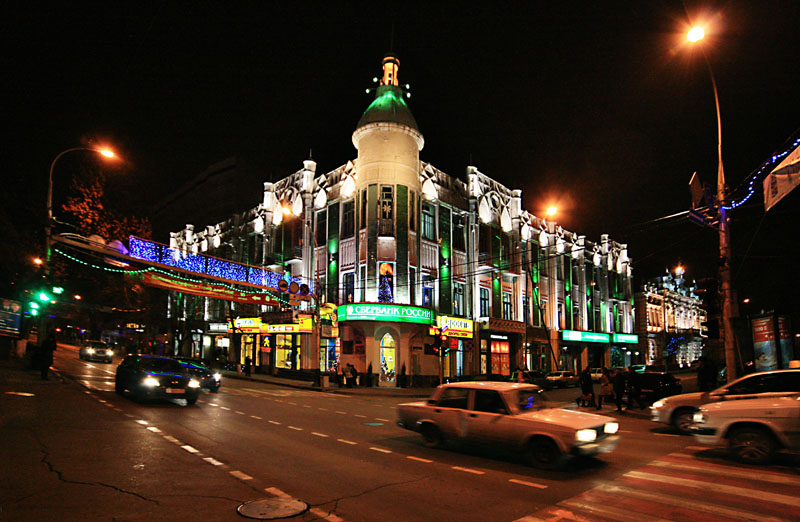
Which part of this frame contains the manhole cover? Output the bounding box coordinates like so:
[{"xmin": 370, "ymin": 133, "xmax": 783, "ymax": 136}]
[{"xmin": 237, "ymin": 498, "xmax": 308, "ymax": 520}]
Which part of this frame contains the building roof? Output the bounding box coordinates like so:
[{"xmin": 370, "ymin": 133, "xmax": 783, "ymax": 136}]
[{"xmin": 356, "ymin": 84, "xmax": 419, "ymax": 131}]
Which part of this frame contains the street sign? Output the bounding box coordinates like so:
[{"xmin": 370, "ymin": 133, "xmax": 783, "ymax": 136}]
[{"xmin": 688, "ymin": 209, "xmax": 706, "ymax": 227}]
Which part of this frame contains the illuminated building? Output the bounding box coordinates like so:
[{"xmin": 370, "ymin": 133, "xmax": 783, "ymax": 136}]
[{"xmin": 168, "ymin": 54, "xmax": 636, "ymax": 384}]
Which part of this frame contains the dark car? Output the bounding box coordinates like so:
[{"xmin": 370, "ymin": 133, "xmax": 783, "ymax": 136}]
[
  {"xmin": 176, "ymin": 357, "xmax": 221, "ymax": 393},
  {"xmin": 636, "ymin": 372, "xmax": 682, "ymax": 405},
  {"xmin": 516, "ymin": 370, "xmax": 555, "ymax": 390},
  {"xmin": 115, "ymin": 355, "xmax": 201, "ymax": 405},
  {"xmin": 79, "ymin": 340, "xmax": 114, "ymax": 363}
]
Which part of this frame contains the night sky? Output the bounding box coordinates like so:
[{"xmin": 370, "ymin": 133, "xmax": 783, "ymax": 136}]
[{"xmin": 4, "ymin": 2, "xmax": 799, "ymax": 319}]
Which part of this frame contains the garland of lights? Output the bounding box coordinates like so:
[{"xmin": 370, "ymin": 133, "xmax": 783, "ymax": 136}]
[
  {"xmin": 727, "ymin": 136, "xmax": 800, "ymax": 210},
  {"xmin": 54, "ymin": 247, "xmax": 293, "ymax": 306}
]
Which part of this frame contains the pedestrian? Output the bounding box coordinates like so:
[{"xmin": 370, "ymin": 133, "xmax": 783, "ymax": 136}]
[
  {"xmin": 336, "ymin": 363, "xmax": 344, "ymax": 388},
  {"xmin": 612, "ymin": 368, "xmax": 626, "ymax": 411},
  {"xmin": 244, "ymin": 356, "xmax": 252, "ymax": 377},
  {"xmin": 40, "ymin": 332, "xmax": 57, "ymax": 380},
  {"xmin": 597, "ymin": 368, "xmax": 612, "ymax": 410},
  {"xmin": 345, "ymin": 363, "xmax": 355, "ymax": 388},
  {"xmin": 399, "ymin": 363, "xmax": 407, "ymax": 388},
  {"xmin": 577, "ymin": 366, "xmax": 595, "ymax": 408},
  {"xmin": 626, "ymin": 367, "xmax": 645, "ymax": 410}
]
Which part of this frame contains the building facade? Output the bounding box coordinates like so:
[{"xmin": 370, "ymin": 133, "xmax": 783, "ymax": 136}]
[
  {"xmin": 634, "ymin": 268, "xmax": 708, "ymax": 368},
  {"xmin": 167, "ymin": 54, "xmax": 637, "ymax": 385}
]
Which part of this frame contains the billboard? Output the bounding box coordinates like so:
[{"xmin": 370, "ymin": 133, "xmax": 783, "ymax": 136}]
[
  {"xmin": 777, "ymin": 316, "xmax": 794, "ymax": 369},
  {"xmin": 0, "ymin": 299, "xmax": 23, "ymax": 337},
  {"xmin": 751, "ymin": 316, "xmax": 778, "ymax": 371}
]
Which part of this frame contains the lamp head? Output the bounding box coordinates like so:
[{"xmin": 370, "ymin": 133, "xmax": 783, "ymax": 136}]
[{"xmin": 687, "ymin": 26, "xmax": 705, "ymax": 42}]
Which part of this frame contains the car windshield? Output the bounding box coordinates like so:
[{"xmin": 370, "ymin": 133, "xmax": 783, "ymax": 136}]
[
  {"xmin": 180, "ymin": 360, "xmax": 209, "ymax": 370},
  {"xmin": 140, "ymin": 358, "xmax": 185, "ymax": 374},
  {"xmin": 547, "ymin": 372, "xmax": 562, "ymax": 377},
  {"xmin": 515, "ymin": 388, "xmax": 552, "ymax": 412},
  {"xmin": 85, "ymin": 342, "xmax": 107, "ymax": 348}
]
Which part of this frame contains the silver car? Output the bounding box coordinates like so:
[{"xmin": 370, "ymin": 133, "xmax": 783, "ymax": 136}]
[
  {"xmin": 397, "ymin": 382, "xmax": 619, "ymax": 469},
  {"xmin": 651, "ymin": 369, "xmax": 800, "ymax": 434}
]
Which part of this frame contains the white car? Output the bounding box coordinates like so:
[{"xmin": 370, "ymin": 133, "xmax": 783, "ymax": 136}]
[
  {"xmin": 396, "ymin": 382, "xmax": 619, "ymax": 469},
  {"xmin": 545, "ymin": 371, "xmax": 579, "ymax": 388},
  {"xmin": 650, "ymin": 369, "xmax": 800, "ymax": 434},
  {"xmin": 691, "ymin": 394, "xmax": 800, "ymax": 464}
]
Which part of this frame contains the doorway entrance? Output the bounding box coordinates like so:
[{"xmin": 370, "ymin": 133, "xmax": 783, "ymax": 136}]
[{"xmin": 379, "ymin": 333, "xmax": 396, "ymax": 386}]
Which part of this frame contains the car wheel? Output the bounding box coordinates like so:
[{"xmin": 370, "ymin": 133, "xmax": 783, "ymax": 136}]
[
  {"xmin": 729, "ymin": 426, "xmax": 775, "ymax": 465},
  {"xmin": 115, "ymin": 380, "xmax": 124, "ymax": 396},
  {"xmin": 186, "ymin": 396, "xmax": 198, "ymax": 405},
  {"xmin": 525, "ymin": 437, "xmax": 563, "ymax": 470},
  {"xmin": 420, "ymin": 424, "xmax": 444, "ymax": 448},
  {"xmin": 210, "ymin": 386, "xmax": 219, "ymax": 393},
  {"xmin": 672, "ymin": 408, "xmax": 697, "ymax": 434}
]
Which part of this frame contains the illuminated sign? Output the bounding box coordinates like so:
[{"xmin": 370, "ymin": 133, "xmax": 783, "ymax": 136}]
[
  {"xmin": 612, "ymin": 333, "xmax": 639, "ymax": 344},
  {"xmin": 561, "ymin": 330, "xmax": 610, "ymax": 343},
  {"xmin": 208, "ymin": 322, "xmax": 228, "ymax": 333},
  {"xmin": 229, "ymin": 316, "xmax": 312, "ymax": 334},
  {"xmin": 338, "ymin": 304, "xmax": 434, "ymax": 325},
  {"xmin": 430, "ymin": 315, "xmax": 474, "ymax": 338}
]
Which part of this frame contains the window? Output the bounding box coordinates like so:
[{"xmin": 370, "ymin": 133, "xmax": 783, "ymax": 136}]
[
  {"xmin": 522, "ymin": 294, "xmax": 529, "ymax": 324},
  {"xmin": 435, "ymin": 388, "xmax": 469, "ymax": 409},
  {"xmin": 409, "ymin": 267, "xmax": 417, "ymax": 305},
  {"xmin": 343, "ymin": 272, "xmax": 355, "ymax": 303},
  {"xmin": 379, "ymin": 185, "xmax": 394, "ymax": 236},
  {"xmin": 409, "ymin": 191, "xmax": 417, "ymax": 233},
  {"xmin": 360, "ymin": 189, "xmax": 367, "ymax": 229},
  {"xmin": 341, "ymin": 200, "xmax": 355, "ymax": 239},
  {"xmin": 502, "ymin": 291, "xmax": 513, "ymax": 320},
  {"xmin": 727, "ymin": 374, "xmax": 787, "ymax": 395},
  {"xmin": 479, "ymin": 287, "xmax": 490, "ymax": 317},
  {"xmin": 453, "ymin": 283, "xmax": 464, "ymax": 316},
  {"xmin": 378, "ymin": 262, "xmax": 394, "ymax": 303},
  {"xmin": 315, "ymin": 210, "xmax": 326, "ymax": 247},
  {"xmin": 359, "ymin": 265, "xmax": 366, "ymax": 301},
  {"xmin": 473, "ymin": 390, "xmax": 509, "ymax": 414},
  {"xmin": 421, "ymin": 202, "xmax": 435, "ymax": 240},
  {"xmin": 452, "ymin": 214, "xmax": 466, "ymax": 251},
  {"xmin": 422, "ymin": 276, "xmax": 434, "ymax": 308}
]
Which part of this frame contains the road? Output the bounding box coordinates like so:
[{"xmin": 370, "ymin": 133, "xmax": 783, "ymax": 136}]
[{"xmin": 2, "ymin": 346, "xmax": 797, "ymax": 522}]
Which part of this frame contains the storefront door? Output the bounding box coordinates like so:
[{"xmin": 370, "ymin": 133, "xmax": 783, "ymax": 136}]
[{"xmin": 379, "ymin": 333, "xmax": 396, "ymax": 386}]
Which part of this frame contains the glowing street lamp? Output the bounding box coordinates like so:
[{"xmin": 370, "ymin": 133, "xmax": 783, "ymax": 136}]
[
  {"xmin": 546, "ymin": 206, "xmax": 557, "ymax": 217},
  {"xmin": 45, "ymin": 147, "xmax": 117, "ymax": 274},
  {"xmin": 687, "ymin": 26, "xmax": 704, "ymax": 42}
]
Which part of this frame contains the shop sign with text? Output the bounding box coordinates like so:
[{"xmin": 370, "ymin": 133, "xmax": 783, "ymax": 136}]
[
  {"xmin": 562, "ymin": 330, "xmax": 610, "ymax": 343},
  {"xmin": 429, "ymin": 315, "xmax": 474, "ymax": 338},
  {"xmin": 338, "ymin": 304, "xmax": 434, "ymax": 325},
  {"xmin": 612, "ymin": 333, "xmax": 639, "ymax": 344}
]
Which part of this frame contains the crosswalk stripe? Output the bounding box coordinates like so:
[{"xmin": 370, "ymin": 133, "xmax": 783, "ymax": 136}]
[
  {"xmin": 625, "ymin": 471, "xmax": 800, "ymax": 507},
  {"xmin": 595, "ymin": 483, "xmax": 785, "ymax": 522},
  {"xmin": 650, "ymin": 459, "xmax": 800, "ymax": 486},
  {"xmin": 559, "ymin": 498, "xmax": 669, "ymax": 522}
]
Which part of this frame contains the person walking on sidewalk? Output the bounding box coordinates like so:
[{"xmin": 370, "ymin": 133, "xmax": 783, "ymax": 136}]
[
  {"xmin": 244, "ymin": 356, "xmax": 252, "ymax": 377},
  {"xmin": 40, "ymin": 332, "xmax": 57, "ymax": 380},
  {"xmin": 597, "ymin": 368, "xmax": 612, "ymax": 410},
  {"xmin": 577, "ymin": 366, "xmax": 595, "ymax": 408},
  {"xmin": 612, "ymin": 368, "xmax": 626, "ymax": 412}
]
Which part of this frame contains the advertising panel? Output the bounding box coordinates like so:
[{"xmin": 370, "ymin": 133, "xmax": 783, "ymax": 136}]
[
  {"xmin": 337, "ymin": 304, "xmax": 434, "ymax": 325},
  {"xmin": 562, "ymin": 330, "xmax": 610, "ymax": 343},
  {"xmin": 0, "ymin": 298, "xmax": 22, "ymax": 337},
  {"xmin": 752, "ymin": 316, "xmax": 778, "ymax": 371},
  {"xmin": 429, "ymin": 315, "xmax": 474, "ymax": 338}
]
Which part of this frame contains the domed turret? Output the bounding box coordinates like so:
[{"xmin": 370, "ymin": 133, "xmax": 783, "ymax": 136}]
[{"xmin": 355, "ymin": 55, "xmax": 419, "ymax": 132}]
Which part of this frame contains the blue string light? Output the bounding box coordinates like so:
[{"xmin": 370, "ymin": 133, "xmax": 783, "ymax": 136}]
[{"xmin": 727, "ymin": 137, "xmax": 800, "ymax": 210}]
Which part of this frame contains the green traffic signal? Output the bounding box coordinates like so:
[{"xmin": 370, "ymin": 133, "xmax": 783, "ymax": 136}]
[
  {"xmin": 37, "ymin": 291, "xmax": 52, "ymax": 302},
  {"xmin": 52, "ymin": 286, "xmax": 64, "ymax": 295}
]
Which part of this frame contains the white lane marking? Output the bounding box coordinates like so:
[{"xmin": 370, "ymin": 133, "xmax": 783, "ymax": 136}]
[
  {"xmin": 97, "ymin": 399, "xmax": 107, "ymax": 403},
  {"xmin": 251, "ymin": 415, "xmax": 263, "ymax": 420},
  {"xmin": 146, "ymin": 427, "xmax": 162, "ymax": 433},
  {"xmin": 203, "ymin": 457, "xmax": 224, "ymax": 466},
  {"xmin": 452, "ymin": 466, "xmax": 484, "ymax": 475},
  {"xmin": 407, "ymin": 456, "xmax": 433, "ymax": 463},
  {"xmin": 335, "ymin": 411, "xmax": 347, "ymax": 415},
  {"xmin": 376, "ymin": 418, "xmax": 391, "ymax": 422},
  {"xmin": 229, "ymin": 470, "xmax": 252, "ymax": 481},
  {"xmin": 509, "ymin": 479, "xmax": 547, "ymax": 489},
  {"xmin": 288, "ymin": 402, "xmax": 297, "ymax": 405},
  {"xmin": 303, "ymin": 404, "xmax": 312, "ymax": 408},
  {"xmin": 235, "ymin": 411, "xmax": 245, "ymax": 415},
  {"xmin": 163, "ymin": 436, "xmax": 180, "ymax": 444},
  {"xmin": 354, "ymin": 414, "xmax": 366, "ymax": 418},
  {"xmin": 113, "ymin": 408, "xmax": 123, "ymax": 412},
  {"xmin": 181, "ymin": 445, "xmax": 199, "ymax": 454},
  {"xmin": 312, "ymin": 432, "xmax": 329, "ymax": 438},
  {"xmin": 559, "ymin": 499, "xmax": 657, "ymax": 522},
  {"xmin": 653, "ymin": 433, "xmax": 680, "ymax": 437},
  {"xmin": 219, "ymin": 406, "xmax": 230, "ymax": 411},
  {"xmin": 83, "ymin": 391, "xmax": 92, "ymax": 394},
  {"xmin": 309, "ymin": 507, "xmax": 344, "ymax": 522},
  {"xmin": 596, "ymin": 483, "xmax": 784, "ymax": 522},
  {"xmin": 318, "ymin": 407, "xmax": 329, "ymax": 411},
  {"xmin": 105, "ymin": 403, "xmax": 114, "ymax": 407},
  {"xmin": 651, "ymin": 459, "xmax": 800, "ymax": 485},
  {"xmin": 337, "ymin": 439, "xmax": 357, "ymax": 445},
  {"xmin": 265, "ymin": 487, "xmax": 291, "ymax": 498},
  {"xmin": 124, "ymin": 413, "xmax": 135, "ymax": 418},
  {"xmin": 135, "ymin": 420, "xmax": 148, "ymax": 425},
  {"xmin": 288, "ymin": 426, "xmax": 303, "ymax": 431},
  {"xmin": 369, "ymin": 447, "xmax": 392, "ymax": 454},
  {"xmin": 625, "ymin": 471, "xmax": 800, "ymax": 507},
  {"xmin": 209, "ymin": 403, "xmax": 218, "ymax": 407}
]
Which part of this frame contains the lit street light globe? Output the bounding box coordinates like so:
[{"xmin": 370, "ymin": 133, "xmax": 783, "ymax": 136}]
[
  {"xmin": 546, "ymin": 206, "xmax": 557, "ymax": 217},
  {"xmin": 687, "ymin": 26, "xmax": 705, "ymax": 42}
]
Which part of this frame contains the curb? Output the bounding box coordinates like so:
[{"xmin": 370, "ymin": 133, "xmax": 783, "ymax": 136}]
[{"xmin": 219, "ymin": 372, "xmax": 433, "ymax": 398}]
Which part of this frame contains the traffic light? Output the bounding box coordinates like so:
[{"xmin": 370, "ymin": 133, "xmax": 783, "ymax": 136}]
[
  {"xmin": 37, "ymin": 291, "xmax": 52, "ymax": 303},
  {"xmin": 440, "ymin": 334, "xmax": 450, "ymax": 357},
  {"xmin": 52, "ymin": 286, "xmax": 64, "ymax": 295},
  {"xmin": 28, "ymin": 301, "xmax": 40, "ymax": 316},
  {"xmin": 433, "ymin": 333, "xmax": 441, "ymax": 354}
]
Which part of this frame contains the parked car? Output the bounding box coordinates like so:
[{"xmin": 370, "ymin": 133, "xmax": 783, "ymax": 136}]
[
  {"xmin": 79, "ymin": 340, "xmax": 114, "ymax": 363},
  {"xmin": 175, "ymin": 357, "xmax": 221, "ymax": 392},
  {"xmin": 397, "ymin": 382, "xmax": 619, "ymax": 469},
  {"xmin": 691, "ymin": 394, "xmax": 800, "ymax": 464},
  {"xmin": 115, "ymin": 355, "xmax": 201, "ymax": 405},
  {"xmin": 546, "ymin": 371, "xmax": 579, "ymax": 388},
  {"xmin": 445, "ymin": 373, "xmax": 508, "ymax": 384},
  {"xmin": 636, "ymin": 372, "xmax": 682, "ymax": 405},
  {"xmin": 516, "ymin": 370, "xmax": 555, "ymax": 390},
  {"xmin": 650, "ymin": 369, "xmax": 800, "ymax": 434}
]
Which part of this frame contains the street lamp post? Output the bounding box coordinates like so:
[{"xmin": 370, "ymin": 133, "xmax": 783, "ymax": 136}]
[
  {"xmin": 687, "ymin": 26, "xmax": 738, "ymax": 381},
  {"xmin": 45, "ymin": 147, "xmax": 115, "ymax": 275}
]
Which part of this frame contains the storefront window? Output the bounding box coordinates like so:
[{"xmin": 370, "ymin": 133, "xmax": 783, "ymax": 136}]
[
  {"xmin": 490, "ymin": 338, "xmax": 510, "ymax": 376},
  {"xmin": 275, "ymin": 334, "xmax": 297, "ymax": 369},
  {"xmin": 380, "ymin": 333, "xmax": 396, "ymax": 384}
]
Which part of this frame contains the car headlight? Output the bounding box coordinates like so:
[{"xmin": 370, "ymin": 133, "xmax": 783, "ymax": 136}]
[
  {"xmin": 651, "ymin": 400, "xmax": 665, "ymax": 409},
  {"xmin": 106, "ymin": 350, "xmax": 114, "ymax": 356},
  {"xmin": 213, "ymin": 373, "xmax": 222, "ymax": 381},
  {"xmin": 604, "ymin": 422, "xmax": 619, "ymax": 434},
  {"xmin": 188, "ymin": 379, "xmax": 201, "ymax": 388},
  {"xmin": 142, "ymin": 376, "xmax": 160, "ymax": 388},
  {"xmin": 693, "ymin": 412, "xmax": 706, "ymax": 424},
  {"xmin": 576, "ymin": 429, "xmax": 597, "ymax": 443},
  {"xmin": 86, "ymin": 348, "xmax": 95, "ymax": 354}
]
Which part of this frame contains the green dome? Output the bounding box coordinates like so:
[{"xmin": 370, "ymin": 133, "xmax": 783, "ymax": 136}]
[{"xmin": 356, "ymin": 84, "xmax": 419, "ymax": 131}]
